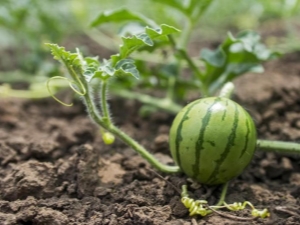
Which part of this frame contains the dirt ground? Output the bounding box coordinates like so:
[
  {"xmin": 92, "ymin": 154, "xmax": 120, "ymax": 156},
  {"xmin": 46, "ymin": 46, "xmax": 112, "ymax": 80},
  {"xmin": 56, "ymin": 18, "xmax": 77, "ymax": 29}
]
[{"xmin": 0, "ymin": 51, "xmax": 300, "ymax": 225}]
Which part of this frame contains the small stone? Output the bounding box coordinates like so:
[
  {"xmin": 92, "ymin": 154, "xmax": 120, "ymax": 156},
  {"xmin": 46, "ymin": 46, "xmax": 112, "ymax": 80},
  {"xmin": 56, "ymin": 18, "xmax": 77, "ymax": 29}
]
[{"xmin": 280, "ymin": 157, "xmax": 293, "ymax": 170}]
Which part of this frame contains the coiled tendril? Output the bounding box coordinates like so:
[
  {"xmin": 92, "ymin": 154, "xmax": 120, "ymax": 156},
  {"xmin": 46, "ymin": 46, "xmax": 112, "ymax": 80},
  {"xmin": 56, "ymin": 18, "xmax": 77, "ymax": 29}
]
[
  {"xmin": 181, "ymin": 197, "xmax": 209, "ymax": 216},
  {"xmin": 223, "ymin": 201, "xmax": 270, "ymax": 218},
  {"xmin": 181, "ymin": 185, "xmax": 270, "ymax": 219},
  {"xmin": 47, "ymin": 76, "xmax": 86, "ymax": 106}
]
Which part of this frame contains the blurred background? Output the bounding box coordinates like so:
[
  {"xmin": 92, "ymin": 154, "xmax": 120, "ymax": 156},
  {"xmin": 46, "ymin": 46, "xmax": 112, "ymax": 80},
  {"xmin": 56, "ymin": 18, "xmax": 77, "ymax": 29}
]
[{"xmin": 0, "ymin": 0, "xmax": 299, "ymax": 85}]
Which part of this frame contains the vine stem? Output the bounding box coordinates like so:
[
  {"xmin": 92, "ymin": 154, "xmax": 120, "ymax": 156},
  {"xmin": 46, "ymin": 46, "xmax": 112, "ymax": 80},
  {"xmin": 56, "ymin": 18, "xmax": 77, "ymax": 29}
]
[
  {"xmin": 82, "ymin": 82, "xmax": 181, "ymax": 174},
  {"xmin": 169, "ymin": 36, "xmax": 204, "ymax": 82},
  {"xmin": 216, "ymin": 182, "xmax": 229, "ymax": 206},
  {"xmin": 100, "ymin": 80, "xmax": 112, "ymax": 124},
  {"xmin": 257, "ymin": 139, "xmax": 300, "ymax": 154},
  {"xmin": 108, "ymin": 124, "xmax": 180, "ymax": 173},
  {"xmin": 168, "ymin": 35, "xmax": 207, "ymax": 97},
  {"xmin": 113, "ymin": 88, "xmax": 182, "ymax": 114}
]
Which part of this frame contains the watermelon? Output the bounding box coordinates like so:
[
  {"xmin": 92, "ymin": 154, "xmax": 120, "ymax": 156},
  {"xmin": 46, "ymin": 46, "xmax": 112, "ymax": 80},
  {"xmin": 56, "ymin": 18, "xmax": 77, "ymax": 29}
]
[{"xmin": 169, "ymin": 97, "xmax": 257, "ymax": 185}]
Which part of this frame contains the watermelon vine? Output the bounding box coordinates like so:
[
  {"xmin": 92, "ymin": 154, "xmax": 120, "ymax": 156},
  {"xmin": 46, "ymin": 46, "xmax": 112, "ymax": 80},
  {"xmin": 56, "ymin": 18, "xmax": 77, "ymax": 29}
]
[
  {"xmin": 44, "ymin": 18, "xmax": 300, "ymax": 220},
  {"xmin": 46, "ymin": 41, "xmax": 300, "ymax": 219}
]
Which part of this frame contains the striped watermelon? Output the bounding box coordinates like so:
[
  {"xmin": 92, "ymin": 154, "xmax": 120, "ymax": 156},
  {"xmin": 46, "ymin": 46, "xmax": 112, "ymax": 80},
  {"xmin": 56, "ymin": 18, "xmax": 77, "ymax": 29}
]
[{"xmin": 169, "ymin": 97, "xmax": 257, "ymax": 185}]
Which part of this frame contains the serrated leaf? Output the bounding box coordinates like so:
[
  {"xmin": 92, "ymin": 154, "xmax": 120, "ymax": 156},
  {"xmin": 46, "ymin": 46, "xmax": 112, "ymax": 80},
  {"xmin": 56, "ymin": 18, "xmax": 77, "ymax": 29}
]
[
  {"xmin": 46, "ymin": 43, "xmax": 104, "ymax": 83},
  {"xmin": 200, "ymin": 31, "xmax": 279, "ymax": 95},
  {"xmin": 45, "ymin": 43, "xmax": 83, "ymax": 75},
  {"xmin": 115, "ymin": 59, "xmax": 139, "ymax": 79},
  {"xmin": 91, "ymin": 8, "xmax": 157, "ymax": 28},
  {"xmin": 90, "ymin": 59, "xmax": 140, "ymax": 81},
  {"xmin": 83, "ymin": 57, "xmax": 101, "ymax": 82},
  {"xmin": 112, "ymin": 24, "xmax": 180, "ymax": 65}
]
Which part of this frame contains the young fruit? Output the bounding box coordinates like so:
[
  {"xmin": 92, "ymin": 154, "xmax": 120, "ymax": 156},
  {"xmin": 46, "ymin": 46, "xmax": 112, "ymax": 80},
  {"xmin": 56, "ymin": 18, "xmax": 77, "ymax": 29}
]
[{"xmin": 169, "ymin": 97, "xmax": 257, "ymax": 185}]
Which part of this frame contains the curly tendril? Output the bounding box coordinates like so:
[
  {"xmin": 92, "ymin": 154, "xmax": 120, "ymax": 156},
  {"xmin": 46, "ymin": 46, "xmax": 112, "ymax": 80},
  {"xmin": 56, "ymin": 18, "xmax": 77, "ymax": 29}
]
[
  {"xmin": 181, "ymin": 185, "xmax": 270, "ymax": 219},
  {"xmin": 47, "ymin": 76, "xmax": 86, "ymax": 107},
  {"xmin": 223, "ymin": 201, "xmax": 270, "ymax": 218},
  {"xmin": 181, "ymin": 197, "xmax": 209, "ymax": 216}
]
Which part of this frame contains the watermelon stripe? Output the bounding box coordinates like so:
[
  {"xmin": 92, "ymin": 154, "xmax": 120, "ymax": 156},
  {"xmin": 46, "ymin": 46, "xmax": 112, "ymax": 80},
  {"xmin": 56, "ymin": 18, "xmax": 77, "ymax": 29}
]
[
  {"xmin": 175, "ymin": 100, "xmax": 200, "ymax": 168},
  {"xmin": 206, "ymin": 103, "xmax": 239, "ymax": 183},
  {"xmin": 169, "ymin": 97, "xmax": 257, "ymax": 185},
  {"xmin": 192, "ymin": 97, "xmax": 222, "ymax": 179},
  {"xmin": 221, "ymin": 109, "xmax": 227, "ymax": 121},
  {"xmin": 239, "ymin": 118, "xmax": 251, "ymax": 158}
]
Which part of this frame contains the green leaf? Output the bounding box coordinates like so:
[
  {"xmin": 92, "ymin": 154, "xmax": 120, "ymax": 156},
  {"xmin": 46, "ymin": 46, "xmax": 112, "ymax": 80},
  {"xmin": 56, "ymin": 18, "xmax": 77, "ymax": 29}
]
[
  {"xmin": 200, "ymin": 48, "xmax": 226, "ymax": 68},
  {"xmin": 115, "ymin": 59, "xmax": 140, "ymax": 79},
  {"xmin": 91, "ymin": 59, "xmax": 140, "ymax": 81},
  {"xmin": 91, "ymin": 8, "xmax": 158, "ymax": 28},
  {"xmin": 111, "ymin": 24, "xmax": 180, "ymax": 65},
  {"xmin": 46, "ymin": 43, "xmax": 100, "ymax": 82},
  {"xmin": 82, "ymin": 57, "xmax": 101, "ymax": 82},
  {"xmin": 200, "ymin": 31, "xmax": 279, "ymax": 95},
  {"xmin": 45, "ymin": 43, "xmax": 83, "ymax": 75}
]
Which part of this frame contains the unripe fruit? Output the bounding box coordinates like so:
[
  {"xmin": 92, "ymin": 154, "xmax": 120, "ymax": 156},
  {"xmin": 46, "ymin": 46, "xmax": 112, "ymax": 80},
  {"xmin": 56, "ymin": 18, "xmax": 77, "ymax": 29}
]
[{"xmin": 169, "ymin": 97, "xmax": 257, "ymax": 185}]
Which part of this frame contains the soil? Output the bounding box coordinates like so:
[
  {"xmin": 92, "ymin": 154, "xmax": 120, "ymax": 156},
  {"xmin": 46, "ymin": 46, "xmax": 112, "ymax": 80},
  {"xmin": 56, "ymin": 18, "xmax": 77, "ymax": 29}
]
[{"xmin": 1, "ymin": 52, "xmax": 300, "ymax": 225}]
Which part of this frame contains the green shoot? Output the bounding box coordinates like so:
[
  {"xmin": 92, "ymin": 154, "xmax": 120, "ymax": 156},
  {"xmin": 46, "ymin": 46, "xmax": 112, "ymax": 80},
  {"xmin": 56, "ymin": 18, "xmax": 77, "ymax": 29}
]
[{"xmin": 46, "ymin": 42, "xmax": 180, "ymax": 174}]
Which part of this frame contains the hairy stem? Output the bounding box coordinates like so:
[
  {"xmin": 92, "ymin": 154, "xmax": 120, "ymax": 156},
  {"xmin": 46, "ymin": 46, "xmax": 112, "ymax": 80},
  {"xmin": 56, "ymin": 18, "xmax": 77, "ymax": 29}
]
[
  {"xmin": 108, "ymin": 124, "xmax": 181, "ymax": 173},
  {"xmin": 100, "ymin": 80, "xmax": 112, "ymax": 124},
  {"xmin": 257, "ymin": 140, "xmax": 300, "ymax": 154},
  {"xmin": 82, "ymin": 86, "xmax": 180, "ymax": 173}
]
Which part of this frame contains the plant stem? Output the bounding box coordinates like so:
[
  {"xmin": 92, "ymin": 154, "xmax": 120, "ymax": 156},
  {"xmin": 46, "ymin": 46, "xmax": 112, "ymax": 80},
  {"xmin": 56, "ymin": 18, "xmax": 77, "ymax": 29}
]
[
  {"xmin": 108, "ymin": 124, "xmax": 181, "ymax": 173},
  {"xmin": 219, "ymin": 82, "xmax": 235, "ymax": 99},
  {"xmin": 166, "ymin": 76, "xmax": 176, "ymax": 101},
  {"xmin": 257, "ymin": 140, "xmax": 300, "ymax": 154},
  {"xmin": 178, "ymin": 19, "xmax": 193, "ymax": 50},
  {"xmin": 113, "ymin": 89, "xmax": 182, "ymax": 114},
  {"xmin": 169, "ymin": 36, "xmax": 204, "ymax": 82},
  {"xmin": 169, "ymin": 35, "xmax": 207, "ymax": 97},
  {"xmin": 82, "ymin": 85, "xmax": 181, "ymax": 174},
  {"xmin": 100, "ymin": 80, "xmax": 112, "ymax": 124},
  {"xmin": 216, "ymin": 182, "xmax": 229, "ymax": 206}
]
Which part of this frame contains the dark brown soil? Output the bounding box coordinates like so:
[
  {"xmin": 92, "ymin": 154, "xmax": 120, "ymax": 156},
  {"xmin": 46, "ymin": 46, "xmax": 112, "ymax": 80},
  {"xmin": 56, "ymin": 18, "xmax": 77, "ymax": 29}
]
[{"xmin": 1, "ymin": 52, "xmax": 300, "ymax": 225}]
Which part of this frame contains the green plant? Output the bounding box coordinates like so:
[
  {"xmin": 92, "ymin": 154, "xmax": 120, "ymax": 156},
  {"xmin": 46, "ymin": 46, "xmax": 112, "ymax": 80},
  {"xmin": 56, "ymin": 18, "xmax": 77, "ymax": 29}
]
[
  {"xmin": 89, "ymin": 4, "xmax": 278, "ymax": 115},
  {"xmin": 42, "ymin": 1, "xmax": 299, "ymax": 220},
  {"xmin": 45, "ymin": 40, "xmax": 300, "ymax": 219}
]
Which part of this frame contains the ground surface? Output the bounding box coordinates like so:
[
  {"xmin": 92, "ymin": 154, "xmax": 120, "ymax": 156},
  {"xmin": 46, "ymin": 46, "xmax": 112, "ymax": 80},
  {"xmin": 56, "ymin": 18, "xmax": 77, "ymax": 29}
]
[{"xmin": 0, "ymin": 52, "xmax": 300, "ymax": 225}]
